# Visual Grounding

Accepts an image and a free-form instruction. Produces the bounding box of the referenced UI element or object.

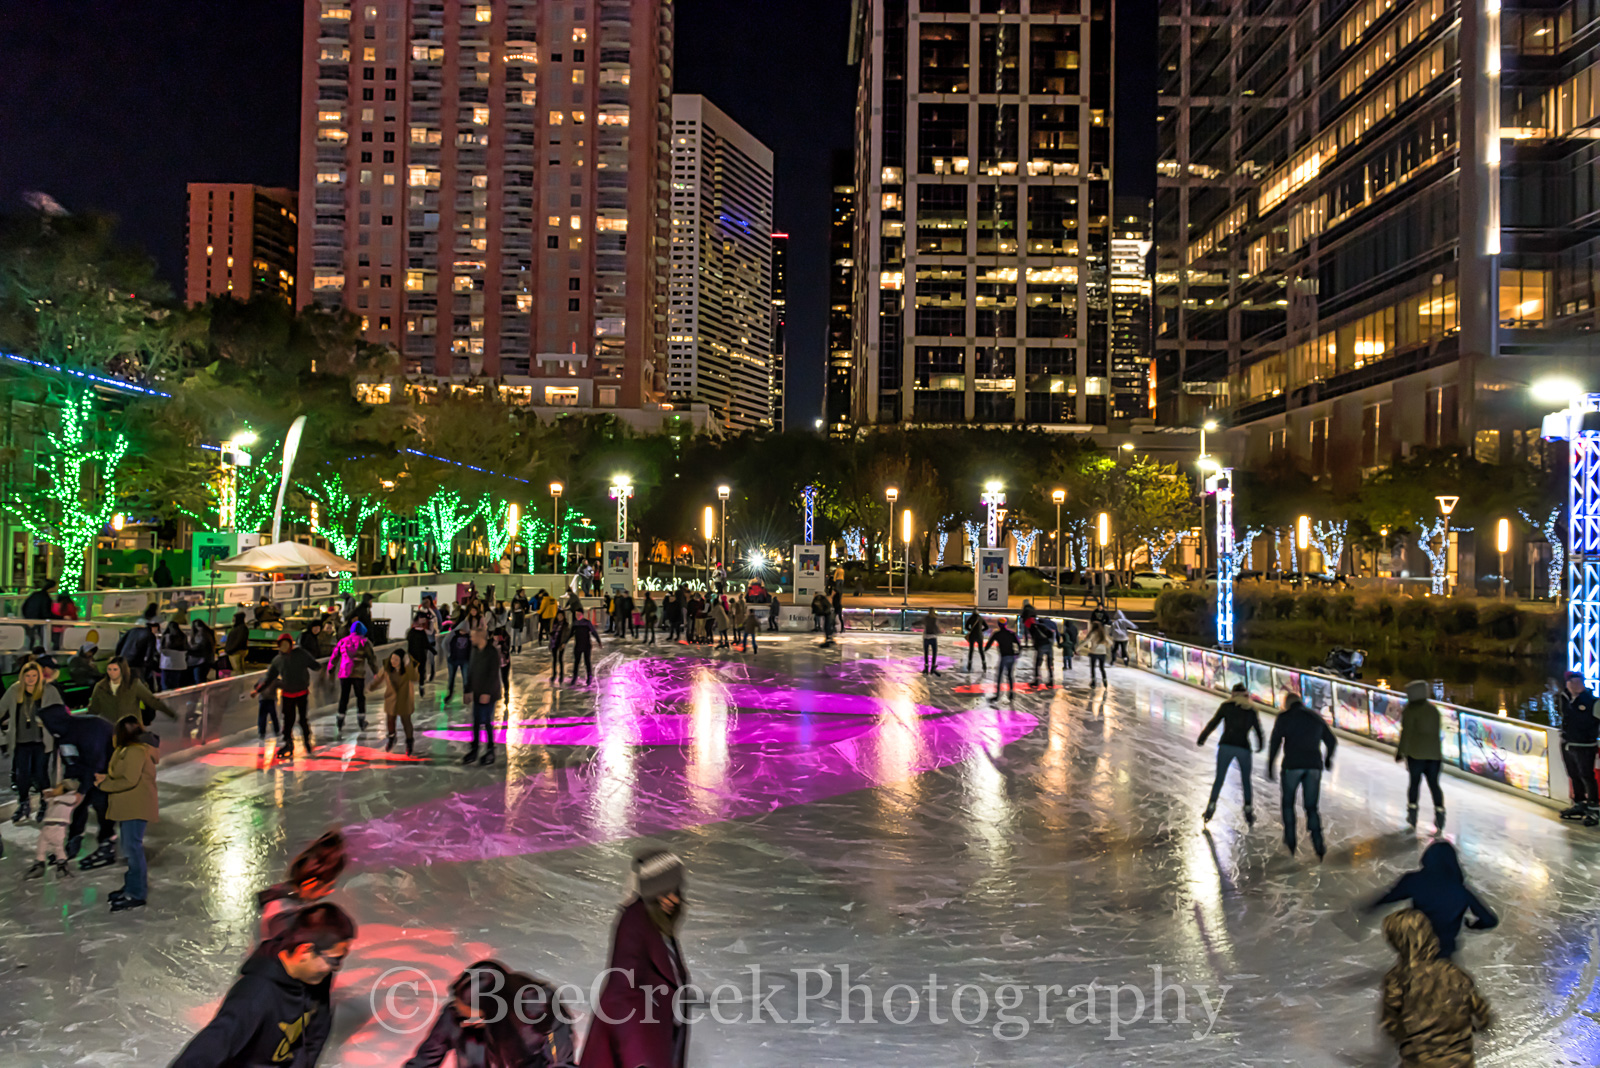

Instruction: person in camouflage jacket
[1381,908,1492,1067]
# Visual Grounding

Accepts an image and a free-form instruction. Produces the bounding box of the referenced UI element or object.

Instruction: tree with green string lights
[298,474,380,585]
[478,495,521,566]
[11,390,129,594]
[418,488,477,572]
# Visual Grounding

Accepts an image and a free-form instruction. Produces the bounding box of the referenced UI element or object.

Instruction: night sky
[0,0,1153,427]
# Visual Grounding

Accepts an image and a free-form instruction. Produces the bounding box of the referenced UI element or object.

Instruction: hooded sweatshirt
[1369,842,1499,958]
[1198,694,1265,751]
[1381,908,1492,1068]
[1268,698,1337,772]
[1397,682,1444,761]
[169,947,334,1068]
[327,622,379,681]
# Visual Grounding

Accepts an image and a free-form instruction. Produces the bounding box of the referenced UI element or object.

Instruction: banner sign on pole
[792,545,826,604]
[975,547,1008,607]
[603,542,638,596]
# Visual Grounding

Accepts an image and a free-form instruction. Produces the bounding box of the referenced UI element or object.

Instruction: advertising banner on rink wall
[975,548,1008,607]
[793,545,826,604]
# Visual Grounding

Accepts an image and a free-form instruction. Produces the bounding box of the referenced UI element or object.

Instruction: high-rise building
[1109,195,1151,420]
[826,150,856,438]
[185,184,298,306]
[848,0,1113,429]
[296,0,673,414]
[667,94,774,434]
[1158,0,1598,483]
[769,232,788,430]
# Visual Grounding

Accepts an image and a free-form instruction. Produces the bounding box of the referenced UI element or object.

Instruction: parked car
[1129,570,1179,591]
[934,564,974,574]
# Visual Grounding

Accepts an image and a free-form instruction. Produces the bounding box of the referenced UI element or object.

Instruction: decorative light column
[610,474,633,541]
[1051,488,1066,608]
[1541,390,1600,686]
[802,484,816,545]
[885,486,899,601]
[549,481,564,573]
[1436,495,1460,595]
[718,484,731,576]
[981,480,1005,548]
[1205,467,1235,649]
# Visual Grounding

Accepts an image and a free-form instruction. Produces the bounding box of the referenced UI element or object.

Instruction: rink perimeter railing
[1129,633,1568,807]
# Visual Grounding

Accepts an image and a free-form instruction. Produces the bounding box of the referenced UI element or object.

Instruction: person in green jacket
[1396,680,1446,833]
[85,657,176,727]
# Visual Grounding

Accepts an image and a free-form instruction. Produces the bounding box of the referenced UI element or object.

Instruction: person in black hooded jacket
[170,903,355,1068]
[37,704,117,862]
[403,960,576,1068]
[1267,695,1337,858]
[1364,841,1499,958]
[1197,683,1264,826]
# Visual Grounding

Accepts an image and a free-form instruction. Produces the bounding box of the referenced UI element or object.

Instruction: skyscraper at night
[296,0,675,417]
[826,150,856,438]
[769,231,788,430]
[847,0,1113,429]
[1157,0,1600,483]
[185,184,298,306]
[666,94,774,435]
[1109,194,1151,419]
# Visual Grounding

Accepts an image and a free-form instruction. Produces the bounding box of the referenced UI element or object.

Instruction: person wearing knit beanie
[581,851,691,1068]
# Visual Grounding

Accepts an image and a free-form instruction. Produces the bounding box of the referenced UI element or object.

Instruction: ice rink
[2,629,1597,1066]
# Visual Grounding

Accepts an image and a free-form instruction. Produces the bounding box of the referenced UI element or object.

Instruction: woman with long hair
[369,649,420,755]
[403,959,574,1068]
[158,620,190,692]
[257,829,348,940]
[86,655,175,726]
[2,659,63,822]
[97,715,159,912]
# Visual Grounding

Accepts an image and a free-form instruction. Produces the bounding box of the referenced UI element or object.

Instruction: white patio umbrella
[214,541,357,574]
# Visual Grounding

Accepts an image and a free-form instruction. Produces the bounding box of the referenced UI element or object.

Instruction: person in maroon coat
[580,851,689,1068]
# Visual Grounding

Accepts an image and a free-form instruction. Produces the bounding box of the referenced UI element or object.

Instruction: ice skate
[1561,803,1587,820]
[384,735,395,752]
[78,842,117,870]
[53,859,73,878]
[1202,803,1215,823]
[1244,805,1256,827]
[461,747,479,765]
[1584,807,1599,828]
[480,748,495,767]
[24,860,46,879]
[1406,804,1419,828]
[1433,806,1446,833]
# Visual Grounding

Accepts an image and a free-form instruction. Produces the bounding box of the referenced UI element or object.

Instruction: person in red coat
[580,851,689,1068]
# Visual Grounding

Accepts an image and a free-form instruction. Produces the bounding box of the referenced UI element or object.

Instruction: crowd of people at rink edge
[26,579,1600,1066]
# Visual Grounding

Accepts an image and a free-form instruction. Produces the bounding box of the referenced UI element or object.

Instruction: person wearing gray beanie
[581,851,690,1068]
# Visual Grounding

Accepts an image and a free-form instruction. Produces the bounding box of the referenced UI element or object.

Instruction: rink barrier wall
[1128,633,1569,809]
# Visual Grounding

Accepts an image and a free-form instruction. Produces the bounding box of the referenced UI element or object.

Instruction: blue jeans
[995,654,1017,692]
[470,698,496,750]
[120,818,148,900]
[922,637,937,671]
[1280,768,1325,854]
[1207,744,1254,807]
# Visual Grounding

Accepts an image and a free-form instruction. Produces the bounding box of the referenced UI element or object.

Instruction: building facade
[770,231,788,429]
[1109,194,1152,419]
[184,184,298,306]
[1157,0,1600,484]
[666,94,775,435]
[848,0,1114,430]
[827,150,857,437]
[296,0,673,413]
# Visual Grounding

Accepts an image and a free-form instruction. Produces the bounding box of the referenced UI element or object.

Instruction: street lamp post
[549,481,563,574]
[1497,517,1510,600]
[609,474,634,542]
[703,505,716,590]
[885,486,899,601]
[1436,495,1460,595]
[1206,467,1235,650]
[1052,488,1066,609]
[901,508,912,606]
[981,481,1005,548]
[717,484,731,587]
[1198,419,1217,579]
[1096,511,1111,595]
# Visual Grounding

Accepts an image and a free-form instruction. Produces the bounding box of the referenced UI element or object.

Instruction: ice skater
[1396,680,1447,832]
[37,703,117,866]
[1027,615,1057,686]
[461,629,502,766]
[1083,622,1111,686]
[740,597,760,653]
[1364,841,1499,959]
[26,774,81,879]
[369,650,420,755]
[569,612,601,684]
[402,960,575,1067]
[1197,682,1263,825]
[1059,617,1077,671]
[252,634,320,759]
[581,851,690,1068]
[985,619,1022,699]
[1266,694,1337,858]
[326,620,380,734]
[1107,607,1134,664]
[170,904,355,1068]
[1557,670,1599,825]
[257,829,348,940]
[964,611,988,671]
[920,608,941,674]
[1380,909,1493,1068]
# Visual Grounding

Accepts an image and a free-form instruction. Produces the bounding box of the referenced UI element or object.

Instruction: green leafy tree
[418,488,477,571]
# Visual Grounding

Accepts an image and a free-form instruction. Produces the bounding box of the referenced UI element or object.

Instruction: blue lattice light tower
[1204,467,1235,649]
[981,481,1006,548]
[802,484,816,545]
[1543,392,1600,687]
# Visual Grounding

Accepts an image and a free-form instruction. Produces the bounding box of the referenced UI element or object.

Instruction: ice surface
[1,633,1596,1066]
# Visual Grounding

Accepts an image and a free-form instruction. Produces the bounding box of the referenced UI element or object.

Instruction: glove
[1394,753,1403,763]
[1325,757,1334,771]
[1265,768,1276,782]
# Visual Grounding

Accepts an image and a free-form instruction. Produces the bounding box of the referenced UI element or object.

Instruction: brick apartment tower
[297,0,672,411]
[184,184,298,306]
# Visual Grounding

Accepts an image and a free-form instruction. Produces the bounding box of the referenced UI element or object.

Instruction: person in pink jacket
[326,621,379,734]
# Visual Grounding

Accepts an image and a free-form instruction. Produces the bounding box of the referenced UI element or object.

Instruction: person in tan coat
[85,657,175,726]
[368,650,420,756]
[1382,908,1492,1068]
[96,715,159,913]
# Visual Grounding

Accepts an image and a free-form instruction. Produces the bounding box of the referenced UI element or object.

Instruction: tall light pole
[1206,466,1235,649]
[1436,494,1460,595]
[703,505,716,589]
[1497,517,1510,600]
[1097,511,1111,585]
[1535,379,1594,685]
[218,429,256,535]
[1051,488,1066,608]
[981,480,1005,548]
[717,484,731,584]
[901,507,912,606]
[609,474,633,542]
[549,481,563,573]
[885,486,899,600]
[1198,419,1217,578]
[802,484,816,545]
